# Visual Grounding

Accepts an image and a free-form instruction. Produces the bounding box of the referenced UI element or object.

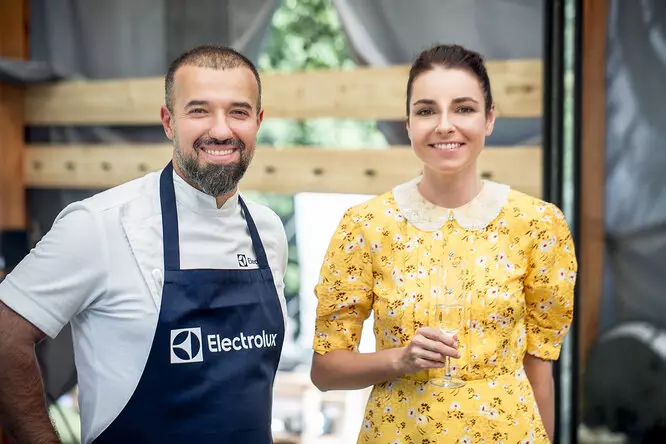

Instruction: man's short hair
[164,44,262,113]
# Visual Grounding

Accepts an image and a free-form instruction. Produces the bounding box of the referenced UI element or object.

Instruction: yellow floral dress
[312,177,577,444]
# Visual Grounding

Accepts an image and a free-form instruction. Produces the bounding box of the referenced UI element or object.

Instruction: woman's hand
[393,327,461,375]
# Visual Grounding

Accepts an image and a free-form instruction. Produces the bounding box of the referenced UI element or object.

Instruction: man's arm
[524,353,555,442]
[0,301,60,443]
[0,204,108,443]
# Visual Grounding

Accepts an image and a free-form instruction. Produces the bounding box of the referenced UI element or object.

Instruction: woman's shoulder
[506,189,565,215]
[502,188,569,231]
[343,190,400,221]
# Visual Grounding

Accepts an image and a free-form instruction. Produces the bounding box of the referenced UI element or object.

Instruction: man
[0,45,288,443]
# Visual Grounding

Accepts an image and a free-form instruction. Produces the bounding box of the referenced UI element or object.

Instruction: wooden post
[0,0,28,439]
[0,0,28,281]
[579,0,608,367]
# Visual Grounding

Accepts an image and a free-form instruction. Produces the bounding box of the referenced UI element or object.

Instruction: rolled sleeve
[0,204,108,338]
[313,209,374,355]
[524,203,577,360]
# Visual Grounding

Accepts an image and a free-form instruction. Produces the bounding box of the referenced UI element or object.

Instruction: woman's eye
[416,108,434,116]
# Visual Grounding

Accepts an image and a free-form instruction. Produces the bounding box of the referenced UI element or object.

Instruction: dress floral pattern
[313,178,577,444]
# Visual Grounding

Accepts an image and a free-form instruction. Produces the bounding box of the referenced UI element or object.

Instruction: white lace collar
[391,176,510,231]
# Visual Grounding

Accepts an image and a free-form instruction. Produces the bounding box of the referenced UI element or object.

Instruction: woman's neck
[417,165,483,209]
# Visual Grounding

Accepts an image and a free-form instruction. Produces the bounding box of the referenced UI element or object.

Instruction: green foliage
[258,0,356,72]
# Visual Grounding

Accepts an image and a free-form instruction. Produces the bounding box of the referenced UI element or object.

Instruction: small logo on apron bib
[237,253,258,267]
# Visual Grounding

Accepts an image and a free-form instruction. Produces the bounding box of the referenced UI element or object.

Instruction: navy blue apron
[95,162,285,443]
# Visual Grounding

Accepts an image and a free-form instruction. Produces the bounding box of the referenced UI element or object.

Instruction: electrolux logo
[170,327,279,364]
[237,253,258,267]
[170,327,203,364]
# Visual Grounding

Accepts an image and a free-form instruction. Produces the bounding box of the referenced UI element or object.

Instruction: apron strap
[160,162,181,271]
[160,161,271,271]
[238,197,270,270]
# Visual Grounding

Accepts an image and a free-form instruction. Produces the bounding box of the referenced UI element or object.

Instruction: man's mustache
[194,137,245,151]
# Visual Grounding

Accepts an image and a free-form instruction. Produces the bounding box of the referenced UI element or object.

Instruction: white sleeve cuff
[0,277,65,339]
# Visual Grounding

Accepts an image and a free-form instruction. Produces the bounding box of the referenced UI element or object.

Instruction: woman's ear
[485,104,496,136]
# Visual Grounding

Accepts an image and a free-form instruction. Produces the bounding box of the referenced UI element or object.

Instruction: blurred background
[1,0,665,443]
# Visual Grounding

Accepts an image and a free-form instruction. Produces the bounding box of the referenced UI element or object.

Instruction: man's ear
[161,105,175,140]
[257,108,264,126]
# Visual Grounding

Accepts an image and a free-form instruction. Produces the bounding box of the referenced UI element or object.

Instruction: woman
[310,43,577,444]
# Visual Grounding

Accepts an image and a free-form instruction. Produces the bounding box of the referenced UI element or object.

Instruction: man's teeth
[204,148,234,155]
[433,143,462,150]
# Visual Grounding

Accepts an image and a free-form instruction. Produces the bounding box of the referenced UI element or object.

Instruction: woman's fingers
[417,327,458,348]
[400,328,463,375]
[411,347,446,363]
[414,357,446,369]
[412,333,461,359]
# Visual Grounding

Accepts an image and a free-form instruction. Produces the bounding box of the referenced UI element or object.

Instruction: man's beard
[174,136,253,197]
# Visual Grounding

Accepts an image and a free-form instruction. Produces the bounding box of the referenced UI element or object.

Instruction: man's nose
[209,115,234,141]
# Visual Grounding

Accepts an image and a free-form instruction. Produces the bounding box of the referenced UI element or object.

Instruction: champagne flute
[429,303,465,388]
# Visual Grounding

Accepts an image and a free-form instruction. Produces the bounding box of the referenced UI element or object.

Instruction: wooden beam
[579,0,608,365]
[0,0,27,438]
[24,59,543,125]
[25,145,542,197]
[0,0,28,273]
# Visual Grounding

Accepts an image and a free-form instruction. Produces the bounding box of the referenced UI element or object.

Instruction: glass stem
[444,355,452,379]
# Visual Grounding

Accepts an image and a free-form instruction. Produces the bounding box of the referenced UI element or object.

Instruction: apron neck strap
[160,162,181,271]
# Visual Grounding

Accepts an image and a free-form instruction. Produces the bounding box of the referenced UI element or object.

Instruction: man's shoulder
[64,172,161,223]
[241,196,284,231]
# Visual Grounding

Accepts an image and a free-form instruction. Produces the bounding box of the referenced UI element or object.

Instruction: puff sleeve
[312,209,374,355]
[524,203,578,360]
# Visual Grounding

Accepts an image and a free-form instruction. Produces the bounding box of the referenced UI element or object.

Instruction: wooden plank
[0,0,28,277]
[0,0,27,438]
[24,144,542,197]
[579,0,608,367]
[0,0,27,230]
[24,59,543,125]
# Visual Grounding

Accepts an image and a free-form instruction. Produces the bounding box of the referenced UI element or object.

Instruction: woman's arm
[311,327,460,391]
[523,353,555,442]
[522,203,577,443]
[311,349,404,391]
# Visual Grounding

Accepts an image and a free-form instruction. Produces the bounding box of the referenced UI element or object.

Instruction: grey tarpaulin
[0,0,279,403]
[603,0,666,330]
